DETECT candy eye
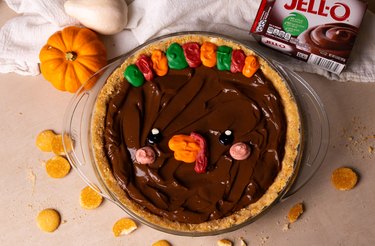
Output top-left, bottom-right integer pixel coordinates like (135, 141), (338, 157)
(147, 128), (163, 144)
(219, 130), (234, 145)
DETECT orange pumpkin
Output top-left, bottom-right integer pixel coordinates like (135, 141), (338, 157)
(39, 26), (107, 93)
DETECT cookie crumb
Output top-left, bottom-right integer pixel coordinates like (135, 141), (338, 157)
(341, 117), (375, 159)
(331, 167), (358, 191)
(36, 208), (61, 232)
(260, 236), (269, 245)
(240, 238), (247, 246)
(112, 217), (137, 237)
(217, 239), (233, 246)
(368, 146), (374, 154)
(152, 239), (171, 246)
(282, 223), (290, 231)
(79, 186), (103, 209)
(288, 202), (304, 223)
(28, 168), (36, 192)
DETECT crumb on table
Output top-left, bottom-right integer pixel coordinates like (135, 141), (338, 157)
(217, 239), (233, 246)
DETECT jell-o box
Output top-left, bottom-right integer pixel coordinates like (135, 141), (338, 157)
(250, 0), (367, 74)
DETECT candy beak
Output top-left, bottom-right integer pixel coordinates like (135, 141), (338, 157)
(168, 132), (208, 173)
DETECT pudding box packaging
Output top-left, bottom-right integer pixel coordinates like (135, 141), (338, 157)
(250, 0), (367, 74)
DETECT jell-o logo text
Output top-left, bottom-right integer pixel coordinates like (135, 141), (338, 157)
(284, 0), (350, 21)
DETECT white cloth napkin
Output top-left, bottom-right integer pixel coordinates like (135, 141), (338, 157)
(1, 0), (374, 82)
(0, 0), (79, 75)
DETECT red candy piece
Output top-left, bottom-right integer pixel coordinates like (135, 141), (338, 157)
(182, 42), (202, 68)
(190, 132), (208, 174)
(230, 49), (246, 73)
(136, 54), (154, 81)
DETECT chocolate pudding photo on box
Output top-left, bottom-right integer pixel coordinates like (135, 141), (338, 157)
(297, 23), (358, 59)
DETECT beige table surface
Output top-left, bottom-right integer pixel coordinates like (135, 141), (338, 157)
(1, 2), (375, 246)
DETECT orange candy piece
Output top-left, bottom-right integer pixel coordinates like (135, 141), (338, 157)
(242, 55), (260, 78)
(51, 134), (73, 155)
(36, 129), (57, 152)
(168, 135), (201, 163)
(51, 135), (66, 155)
(45, 155), (71, 178)
(80, 185), (103, 209)
(112, 217), (137, 237)
(331, 167), (358, 191)
(152, 240), (172, 246)
(288, 202), (304, 223)
(36, 208), (61, 233)
(151, 49), (168, 76)
(200, 41), (217, 68)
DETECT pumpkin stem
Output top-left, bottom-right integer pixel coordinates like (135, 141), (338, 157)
(66, 51), (77, 61)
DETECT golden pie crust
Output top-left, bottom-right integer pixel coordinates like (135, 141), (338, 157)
(91, 34), (301, 233)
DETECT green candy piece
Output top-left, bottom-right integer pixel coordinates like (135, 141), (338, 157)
(217, 45), (233, 71)
(166, 43), (188, 70)
(124, 64), (144, 87)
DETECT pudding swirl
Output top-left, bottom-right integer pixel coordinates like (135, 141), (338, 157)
(298, 23), (358, 58)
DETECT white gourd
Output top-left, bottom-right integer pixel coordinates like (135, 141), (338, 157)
(64, 0), (128, 35)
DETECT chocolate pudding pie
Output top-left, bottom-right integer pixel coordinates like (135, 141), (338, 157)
(91, 33), (301, 233)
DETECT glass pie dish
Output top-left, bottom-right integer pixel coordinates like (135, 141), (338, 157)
(62, 31), (329, 236)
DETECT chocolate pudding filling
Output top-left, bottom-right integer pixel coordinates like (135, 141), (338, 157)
(103, 65), (287, 224)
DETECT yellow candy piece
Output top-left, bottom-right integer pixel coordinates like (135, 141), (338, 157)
(51, 134), (73, 156)
(36, 208), (61, 232)
(36, 130), (56, 152)
(112, 217), (137, 237)
(45, 156), (71, 178)
(152, 240), (172, 246)
(331, 167), (358, 191)
(287, 202), (304, 223)
(80, 186), (103, 209)
(51, 135), (65, 155)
